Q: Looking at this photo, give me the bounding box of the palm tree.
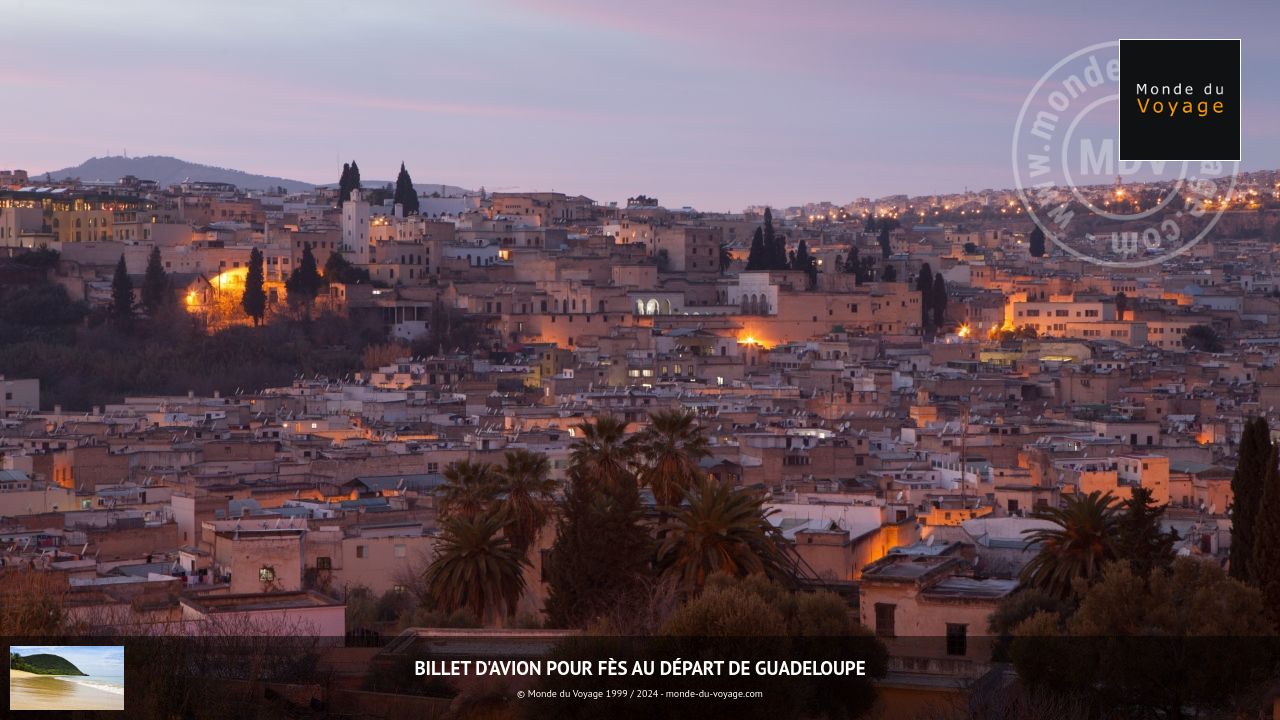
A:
[636,409,710,508]
[425,510,528,622]
[568,416,637,496]
[656,478,788,593]
[1020,490,1121,599]
[495,448,557,554]
[438,460,498,519]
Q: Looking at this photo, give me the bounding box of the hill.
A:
[10,652,87,676]
[42,156,314,193]
[42,156,473,196]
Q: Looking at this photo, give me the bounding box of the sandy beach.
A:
[9,669,125,711]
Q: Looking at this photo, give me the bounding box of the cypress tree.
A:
[1254,443,1280,616]
[393,162,420,215]
[1116,486,1177,578]
[242,247,266,325]
[878,225,891,259]
[1231,417,1272,582]
[544,476,653,628]
[1029,226,1046,257]
[141,246,169,314]
[109,254,133,322]
[349,160,361,195]
[338,162,352,203]
[844,247,859,274]
[882,263,898,282]
[774,235,790,270]
[917,263,934,330]
[285,242,323,306]
[791,239,809,271]
[931,274,948,327]
[763,208,784,270]
[746,227,765,271]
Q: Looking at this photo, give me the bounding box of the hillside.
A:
[42,155,473,196]
[42,156,314,193]
[10,652,87,676]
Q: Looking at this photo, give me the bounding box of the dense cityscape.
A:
[2,155,1280,717]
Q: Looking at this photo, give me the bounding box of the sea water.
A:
[62,674,125,695]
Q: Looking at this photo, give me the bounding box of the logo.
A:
[1012,41,1240,267]
[1119,39,1241,162]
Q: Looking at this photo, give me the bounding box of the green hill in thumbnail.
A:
[10,652,87,676]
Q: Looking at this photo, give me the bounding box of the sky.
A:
[11,645,125,677]
[3,0,1277,210]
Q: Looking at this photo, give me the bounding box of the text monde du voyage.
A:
[416,659,868,677]
[1134,83,1228,118]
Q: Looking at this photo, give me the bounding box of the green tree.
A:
[878,224,891,259]
[109,254,133,322]
[1029,225,1046,257]
[931,273,948,328]
[323,250,371,285]
[338,160,362,203]
[1011,560,1276,719]
[1183,324,1224,352]
[438,460,499,520]
[141,246,169,314]
[916,263,934,329]
[12,245,59,269]
[1231,416,1271,582]
[495,449,557,554]
[424,510,528,622]
[656,478,789,594]
[1115,291,1128,318]
[635,409,709,508]
[963,241,978,254]
[881,263,897,282]
[745,227,766,271]
[285,242,323,306]
[393,162,419,215]
[763,207,785,270]
[1252,443,1280,617]
[1020,491,1120,599]
[659,575,787,636]
[567,416,637,496]
[241,247,266,326]
[544,471,653,628]
[1114,486,1177,578]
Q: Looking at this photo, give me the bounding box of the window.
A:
[259,566,276,583]
[946,623,968,656]
[316,556,332,570]
[874,603,896,637]
[356,545,366,559]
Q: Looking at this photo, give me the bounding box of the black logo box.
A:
[1119,39,1241,162]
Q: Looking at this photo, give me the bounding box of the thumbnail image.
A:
[9,646,125,711]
